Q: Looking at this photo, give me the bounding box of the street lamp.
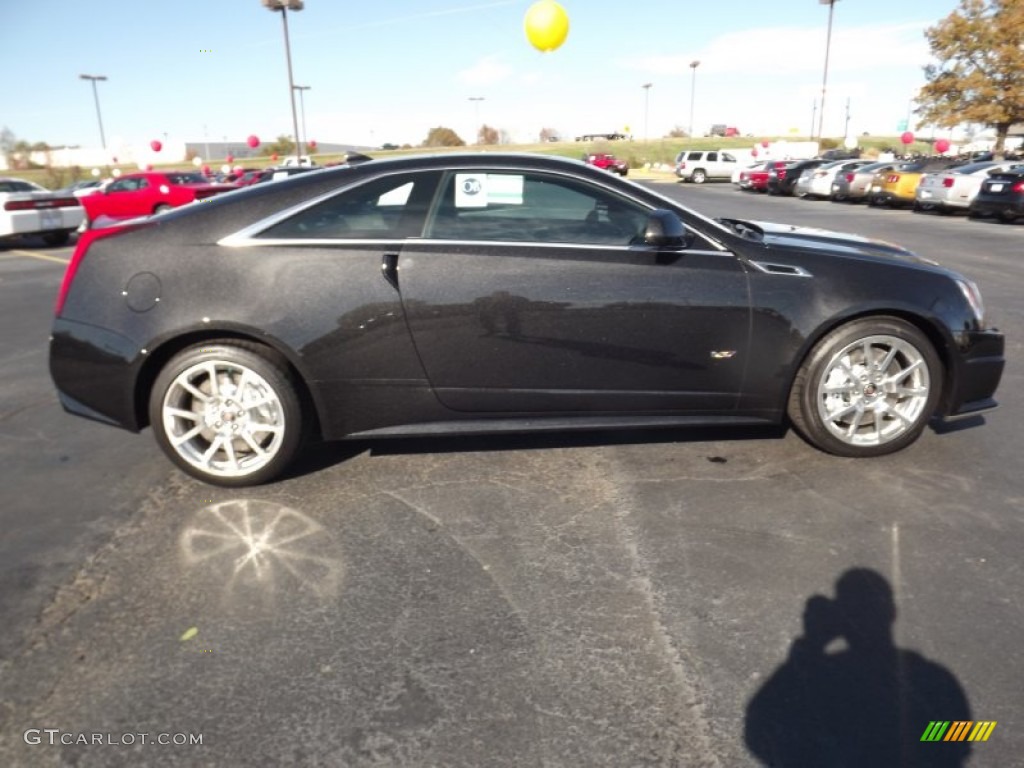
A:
[817,0,840,140]
[79,74,108,149]
[468,96,485,143]
[688,61,700,139]
[293,85,311,154]
[641,83,652,142]
[262,0,304,164]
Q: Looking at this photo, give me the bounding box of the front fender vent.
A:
[749,261,812,278]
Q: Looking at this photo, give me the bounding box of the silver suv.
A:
[674,150,740,183]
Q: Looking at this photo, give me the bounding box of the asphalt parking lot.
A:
[1,185,1021,767]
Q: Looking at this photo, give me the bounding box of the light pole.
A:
[79,74,108,149]
[816,0,839,140]
[262,0,304,164]
[688,61,700,139]
[641,83,652,142]
[293,85,311,154]
[469,96,485,143]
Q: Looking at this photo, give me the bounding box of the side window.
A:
[257,171,441,240]
[137,178,150,190]
[687,152,702,161]
[108,179,134,193]
[722,153,736,163]
[707,152,718,162]
[426,170,648,246]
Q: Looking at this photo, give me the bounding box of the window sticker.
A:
[486,174,524,205]
[455,173,488,208]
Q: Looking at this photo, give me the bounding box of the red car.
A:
[584,153,628,176]
[80,171,237,225]
[741,161,788,192]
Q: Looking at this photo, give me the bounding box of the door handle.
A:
[381,253,399,290]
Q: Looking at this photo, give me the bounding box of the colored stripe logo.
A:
[921,721,997,742]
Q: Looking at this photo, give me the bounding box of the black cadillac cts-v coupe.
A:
[49,153,1004,486]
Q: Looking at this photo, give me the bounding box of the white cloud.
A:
[618,22,930,78]
[457,55,514,86]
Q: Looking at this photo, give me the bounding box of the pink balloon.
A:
[145,164,153,171]
[202,164,211,175]
[150,140,162,152]
[271,153,279,162]
[751,147,759,157]
[761,140,769,148]
[900,131,914,145]
[226,154,234,163]
[935,138,951,153]
[112,156,118,163]
[307,139,317,150]
[247,135,260,148]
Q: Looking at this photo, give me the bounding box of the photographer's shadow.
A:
[745,568,972,767]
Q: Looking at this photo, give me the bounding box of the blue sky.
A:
[1,0,954,153]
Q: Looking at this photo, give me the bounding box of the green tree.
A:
[422,126,465,147]
[265,134,296,157]
[917,0,1024,156]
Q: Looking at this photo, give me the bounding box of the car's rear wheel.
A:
[149,342,305,486]
[691,169,707,184]
[154,204,172,215]
[787,317,941,457]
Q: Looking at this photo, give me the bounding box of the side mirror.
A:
[644,209,688,248]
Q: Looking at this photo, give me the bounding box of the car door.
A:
[396,167,751,413]
[100,177,142,217]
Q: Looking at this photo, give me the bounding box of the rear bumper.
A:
[49,318,143,431]
[971,198,1024,217]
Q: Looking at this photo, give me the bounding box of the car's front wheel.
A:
[149,342,305,486]
[787,317,941,457]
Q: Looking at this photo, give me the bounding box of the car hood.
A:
[749,220,939,266]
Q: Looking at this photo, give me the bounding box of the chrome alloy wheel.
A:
[815,335,931,447]
[160,360,286,478]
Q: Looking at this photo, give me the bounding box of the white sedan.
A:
[794,159,872,199]
[0,177,86,246]
[915,160,1024,212]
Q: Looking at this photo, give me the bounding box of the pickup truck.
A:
[584,153,628,176]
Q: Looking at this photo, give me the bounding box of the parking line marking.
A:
[7,249,70,265]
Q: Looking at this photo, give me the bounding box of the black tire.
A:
[691,169,707,184]
[42,231,70,246]
[787,317,942,457]
[148,342,306,486]
[998,210,1018,223]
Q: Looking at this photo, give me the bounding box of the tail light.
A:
[778,170,787,179]
[5,197,80,211]
[844,173,855,182]
[54,223,148,316]
[1013,181,1024,193]
[942,177,955,188]
[886,174,900,183]
[679,162,687,170]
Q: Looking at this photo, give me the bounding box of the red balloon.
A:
[935,138,951,153]
[271,153,279,162]
[751,147,759,157]
[307,139,317,150]
[202,164,211,175]
[761,140,769,148]
[226,154,234,163]
[247,135,260,148]
[900,131,914,145]
[150,140,162,152]
[145,164,153,171]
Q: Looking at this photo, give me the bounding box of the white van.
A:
[673,150,740,183]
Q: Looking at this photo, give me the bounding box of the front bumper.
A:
[942,328,1005,419]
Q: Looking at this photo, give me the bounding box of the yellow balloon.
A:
[524,0,570,53]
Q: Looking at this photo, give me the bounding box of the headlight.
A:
[956,278,985,325]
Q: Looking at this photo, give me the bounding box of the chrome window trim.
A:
[218,161,731,252]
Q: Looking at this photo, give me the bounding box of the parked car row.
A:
[734,156,1024,222]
